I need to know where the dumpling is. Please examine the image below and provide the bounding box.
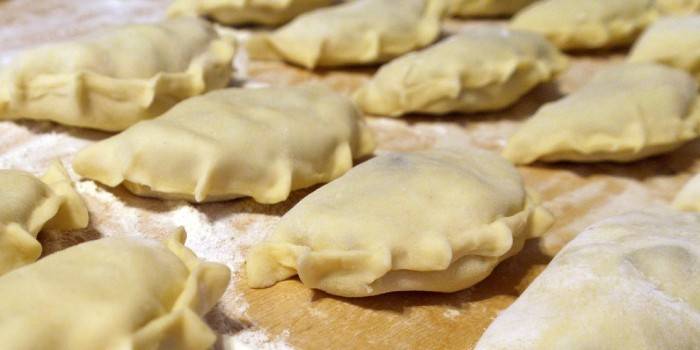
[0,161,88,275]
[448,0,538,17]
[673,173,700,211]
[0,230,230,350]
[655,0,700,14]
[511,0,657,50]
[503,63,700,164]
[629,16,700,80]
[246,149,553,297]
[73,85,375,204]
[0,18,236,131]
[474,210,700,350]
[168,0,333,26]
[246,0,446,68]
[354,27,568,117]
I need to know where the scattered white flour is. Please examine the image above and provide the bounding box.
[443,309,461,320]
[223,329,293,350]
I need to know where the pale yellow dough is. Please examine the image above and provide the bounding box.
[448,0,537,17]
[656,0,700,14]
[630,16,700,81]
[0,230,230,350]
[475,210,700,350]
[246,149,553,297]
[168,0,332,26]
[503,63,700,164]
[73,85,375,204]
[0,18,235,131]
[246,0,446,68]
[511,0,657,50]
[673,173,700,211]
[0,161,88,276]
[354,27,567,117]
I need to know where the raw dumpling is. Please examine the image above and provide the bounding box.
[511,0,657,50]
[629,16,700,80]
[354,27,568,117]
[0,161,88,275]
[655,0,700,14]
[168,0,332,26]
[0,18,236,131]
[0,230,230,350]
[246,149,553,297]
[246,0,446,68]
[673,173,700,211]
[475,210,700,350]
[73,85,375,204]
[448,0,538,17]
[503,63,700,164]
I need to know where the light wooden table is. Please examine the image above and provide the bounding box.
[1,1,696,349]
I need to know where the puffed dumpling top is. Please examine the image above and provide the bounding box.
[448,0,538,17]
[0,18,236,131]
[168,0,333,26]
[0,230,231,350]
[246,149,553,297]
[246,0,446,68]
[629,16,700,81]
[73,85,375,204]
[354,27,568,117]
[503,63,700,164]
[0,161,88,276]
[511,0,657,50]
[475,210,700,350]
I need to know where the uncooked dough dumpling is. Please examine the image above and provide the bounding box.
[475,210,700,350]
[448,0,538,17]
[0,18,236,131]
[73,85,375,204]
[246,149,554,297]
[0,161,88,276]
[655,0,700,14]
[673,173,700,211]
[503,63,700,164]
[168,0,333,26]
[246,0,446,68]
[354,27,568,117]
[511,0,657,50]
[0,230,230,350]
[629,16,700,80]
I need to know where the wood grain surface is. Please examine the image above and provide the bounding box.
[1,1,696,349]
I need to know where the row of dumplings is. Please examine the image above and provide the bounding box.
[1,0,700,348]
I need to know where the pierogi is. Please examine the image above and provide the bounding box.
[354,27,567,117]
[73,85,375,204]
[246,149,553,297]
[503,63,700,164]
[0,18,236,131]
[246,0,446,68]
[448,0,538,17]
[0,161,88,275]
[168,0,332,26]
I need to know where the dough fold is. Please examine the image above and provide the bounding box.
[354,27,567,117]
[168,0,333,26]
[511,0,657,50]
[246,0,446,68]
[503,63,700,164]
[475,210,700,350]
[0,18,236,131]
[73,85,375,204]
[0,229,230,350]
[0,161,88,275]
[247,149,553,297]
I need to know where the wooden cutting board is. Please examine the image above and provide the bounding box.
[1,1,697,349]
